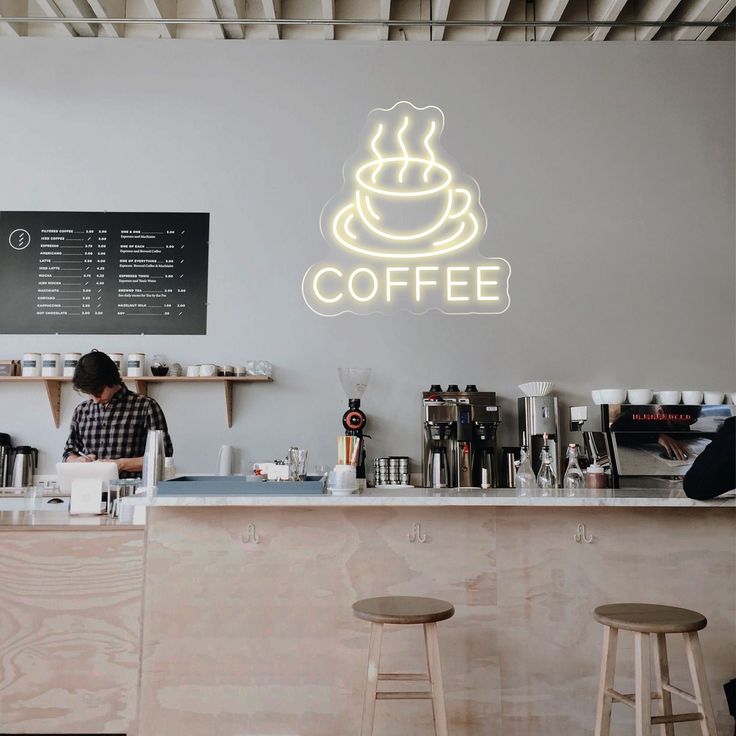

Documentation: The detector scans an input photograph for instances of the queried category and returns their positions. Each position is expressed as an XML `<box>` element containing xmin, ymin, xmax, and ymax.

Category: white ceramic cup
<box><xmin>591</xmin><ymin>390</ymin><xmax>603</xmax><ymax>405</ymax></box>
<box><xmin>599</xmin><ymin>389</ymin><xmax>627</xmax><ymax>404</ymax></box>
<box><xmin>627</xmin><ymin>389</ymin><xmax>653</xmax><ymax>404</ymax></box>
<box><xmin>199</xmin><ymin>363</ymin><xmax>216</xmax><ymax>377</ymax></box>
<box><xmin>682</xmin><ymin>391</ymin><xmax>704</xmax><ymax>405</ymax></box>
<box><xmin>126</xmin><ymin>353</ymin><xmax>145</xmax><ymax>377</ymax></box>
<box><xmin>107</xmin><ymin>353</ymin><xmax>124</xmax><ymax>373</ymax></box>
<box><xmin>655</xmin><ymin>390</ymin><xmax>681</xmax><ymax>404</ymax></box>
<box><xmin>41</xmin><ymin>352</ymin><xmax>61</xmax><ymax>377</ymax></box>
<box><xmin>63</xmin><ymin>352</ymin><xmax>81</xmax><ymax>377</ymax></box>
<box><xmin>703</xmin><ymin>391</ymin><xmax>724</xmax><ymax>405</ymax></box>
<box><xmin>186</xmin><ymin>365</ymin><xmax>201</xmax><ymax>377</ymax></box>
<box><xmin>21</xmin><ymin>353</ymin><xmax>41</xmax><ymax>377</ymax></box>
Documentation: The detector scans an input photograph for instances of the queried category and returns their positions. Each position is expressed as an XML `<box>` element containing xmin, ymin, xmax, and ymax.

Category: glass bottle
<box><xmin>536</xmin><ymin>444</ymin><xmax>557</xmax><ymax>495</ymax></box>
<box><xmin>563</xmin><ymin>443</ymin><xmax>585</xmax><ymax>495</ymax></box>
<box><xmin>515</xmin><ymin>445</ymin><xmax>536</xmax><ymax>495</ymax></box>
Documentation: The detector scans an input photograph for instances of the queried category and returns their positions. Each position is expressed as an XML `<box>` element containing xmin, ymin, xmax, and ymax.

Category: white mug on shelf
<box><xmin>22</xmin><ymin>353</ymin><xmax>42</xmax><ymax>377</ymax></box>
<box><xmin>682</xmin><ymin>391</ymin><xmax>704</xmax><ymax>405</ymax></box>
<box><xmin>186</xmin><ymin>365</ymin><xmax>200</xmax><ymax>377</ymax></box>
<box><xmin>703</xmin><ymin>391</ymin><xmax>724</xmax><ymax>405</ymax></box>
<box><xmin>199</xmin><ymin>364</ymin><xmax>217</xmax><ymax>377</ymax></box>
<box><xmin>655</xmin><ymin>390</ymin><xmax>681</xmax><ymax>405</ymax></box>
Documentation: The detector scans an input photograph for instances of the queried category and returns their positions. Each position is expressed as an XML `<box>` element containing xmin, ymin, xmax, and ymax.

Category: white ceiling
<box><xmin>0</xmin><ymin>0</ymin><xmax>733</xmax><ymax>40</ymax></box>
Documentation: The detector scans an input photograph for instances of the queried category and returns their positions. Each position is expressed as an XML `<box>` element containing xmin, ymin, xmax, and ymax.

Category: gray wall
<box><xmin>0</xmin><ymin>39</ymin><xmax>734</xmax><ymax>476</ymax></box>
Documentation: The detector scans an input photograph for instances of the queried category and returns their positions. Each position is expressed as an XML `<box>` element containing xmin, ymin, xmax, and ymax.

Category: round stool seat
<box><xmin>353</xmin><ymin>596</ymin><xmax>455</xmax><ymax>625</ymax></box>
<box><xmin>594</xmin><ymin>603</ymin><xmax>707</xmax><ymax>634</ymax></box>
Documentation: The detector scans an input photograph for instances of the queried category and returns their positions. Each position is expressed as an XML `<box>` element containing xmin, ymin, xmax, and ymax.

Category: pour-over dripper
<box><xmin>338</xmin><ymin>367</ymin><xmax>371</xmax><ymax>400</ymax></box>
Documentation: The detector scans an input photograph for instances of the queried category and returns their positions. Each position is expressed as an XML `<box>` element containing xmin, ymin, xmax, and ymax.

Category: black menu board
<box><xmin>0</xmin><ymin>211</ymin><xmax>209</xmax><ymax>335</ymax></box>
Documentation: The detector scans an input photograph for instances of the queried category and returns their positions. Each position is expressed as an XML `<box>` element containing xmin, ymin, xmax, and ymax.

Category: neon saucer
<box><xmin>329</xmin><ymin>201</ymin><xmax>481</xmax><ymax>260</ymax></box>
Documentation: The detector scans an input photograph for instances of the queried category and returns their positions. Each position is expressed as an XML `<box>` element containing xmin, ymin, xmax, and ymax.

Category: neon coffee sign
<box><xmin>302</xmin><ymin>101</ymin><xmax>511</xmax><ymax>316</ymax></box>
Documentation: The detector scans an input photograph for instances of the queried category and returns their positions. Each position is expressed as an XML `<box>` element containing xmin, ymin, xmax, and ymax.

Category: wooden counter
<box><xmin>137</xmin><ymin>502</ymin><xmax>735</xmax><ymax>736</ymax></box>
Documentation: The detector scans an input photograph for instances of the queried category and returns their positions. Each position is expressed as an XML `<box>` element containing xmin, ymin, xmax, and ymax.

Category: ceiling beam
<box><xmin>484</xmin><ymin>0</ymin><xmax>511</xmax><ymax>39</ymax></box>
<box><xmin>634</xmin><ymin>0</ymin><xmax>681</xmax><ymax>39</ymax></box>
<box><xmin>588</xmin><ymin>0</ymin><xmax>628</xmax><ymax>39</ymax></box>
<box><xmin>34</xmin><ymin>0</ymin><xmax>77</xmax><ymax>35</ymax></box>
<box><xmin>534</xmin><ymin>0</ymin><xmax>572</xmax><ymax>40</ymax></box>
<box><xmin>86</xmin><ymin>0</ymin><xmax>124</xmax><ymax>36</ymax></box>
<box><xmin>431</xmin><ymin>0</ymin><xmax>451</xmax><ymax>39</ymax></box>
<box><xmin>261</xmin><ymin>0</ymin><xmax>280</xmax><ymax>38</ymax></box>
<box><xmin>322</xmin><ymin>0</ymin><xmax>333</xmax><ymax>39</ymax></box>
<box><xmin>673</xmin><ymin>0</ymin><xmax>735</xmax><ymax>38</ymax></box>
<box><xmin>0</xmin><ymin>0</ymin><xmax>26</xmax><ymax>35</ymax></box>
<box><xmin>215</xmin><ymin>0</ymin><xmax>245</xmax><ymax>38</ymax></box>
<box><xmin>142</xmin><ymin>0</ymin><xmax>177</xmax><ymax>38</ymax></box>
<box><xmin>201</xmin><ymin>0</ymin><xmax>225</xmax><ymax>38</ymax></box>
<box><xmin>377</xmin><ymin>0</ymin><xmax>390</xmax><ymax>39</ymax></box>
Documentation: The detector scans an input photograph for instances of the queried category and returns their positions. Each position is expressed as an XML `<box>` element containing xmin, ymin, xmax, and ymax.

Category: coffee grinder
<box><xmin>518</xmin><ymin>395</ymin><xmax>561</xmax><ymax>484</ymax></box>
<box><xmin>338</xmin><ymin>367</ymin><xmax>371</xmax><ymax>480</ymax></box>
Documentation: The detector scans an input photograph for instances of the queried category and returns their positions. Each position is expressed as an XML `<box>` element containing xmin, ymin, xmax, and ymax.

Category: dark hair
<box><xmin>73</xmin><ymin>350</ymin><xmax>123</xmax><ymax>395</ymax></box>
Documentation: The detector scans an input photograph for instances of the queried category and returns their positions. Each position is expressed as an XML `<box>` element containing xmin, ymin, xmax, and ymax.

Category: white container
<box><xmin>127</xmin><ymin>353</ymin><xmax>145</xmax><ymax>377</ymax></box>
<box><xmin>199</xmin><ymin>363</ymin><xmax>216</xmax><ymax>377</ymax></box>
<box><xmin>704</xmin><ymin>391</ymin><xmax>724</xmax><ymax>405</ymax></box>
<box><xmin>62</xmin><ymin>352</ymin><xmax>81</xmax><ymax>377</ymax></box>
<box><xmin>655</xmin><ymin>390</ymin><xmax>681</xmax><ymax>405</ymax></box>
<box><xmin>217</xmin><ymin>445</ymin><xmax>234</xmax><ymax>475</ymax></box>
<box><xmin>186</xmin><ymin>365</ymin><xmax>200</xmax><ymax>377</ymax></box>
<box><xmin>107</xmin><ymin>353</ymin><xmax>124</xmax><ymax>373</ymax></box>
<box><xmin>682</xmin><ymin>391</ymin><xmax>704</xmax><ymax>405</ymax></box>
<box><xmin>327</xmin><ymin>464</ymin><xmax>357</xmax><ymax>495</ymax></box>
<box><xmin>21</xmin><ymin>353</ymin><xmax>42</xmax><ymax>377</ymax></box>
<box><xmin>41</xmin><ymin>352</ymin><xmax>61</xmax><ymax>377</ymax></box>
<box><xmin>627</xmin><ymin>389</ymin><xmax>653</xmax><ymax>404</ymax></box>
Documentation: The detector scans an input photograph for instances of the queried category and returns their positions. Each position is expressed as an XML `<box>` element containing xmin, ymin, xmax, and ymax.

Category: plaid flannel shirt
<box><xmin>63</xmin><ymin>385</ymin><xmax>173</xmax><ymax>477</ymax></box>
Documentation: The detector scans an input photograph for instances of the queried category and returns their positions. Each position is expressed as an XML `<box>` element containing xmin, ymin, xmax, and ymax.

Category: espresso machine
<box><xmin>422</xmin><ymin>388</ymin><xmax>501</xmax><ymax>488</ymax></box>
<box><xmin>518</xmin><ymin>396</ymin><xmax>561</xmax><ymax>484</ymax></box>
<box><xmin>601</xmin><ymin>402</ymin><xmax>736</xmax><ymax>488</ymax></box>
<box><xmin>338</xmin><ymin>367</ymin><xmax>371</xmax><ymax>480</ymax></box>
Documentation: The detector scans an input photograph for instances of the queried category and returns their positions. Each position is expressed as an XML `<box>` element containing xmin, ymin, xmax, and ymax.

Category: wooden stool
<box><xmin>593</xmin><ymin>603</ymin><xmax>718</xmax><ymax>736</ymax></box>
<box><xmin>353</xmin><ymin>596</ymin><xmax>455</xmax><ymax>736</ymax></box>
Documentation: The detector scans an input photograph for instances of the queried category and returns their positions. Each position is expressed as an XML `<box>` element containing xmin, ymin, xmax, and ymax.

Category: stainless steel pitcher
<box><xmin>0</xmin><ymin>444</ymin><xmax>11</xmax><ymax>487</ymax></box>
<box><xmin>142</xmin><ymin>430</ymin><xmax>166</xmax><ymax>488</ymax></box>
<box><xmin>11</xmin><ymin>446</ymin><xmax>38</xmax><ymax>488</ymax></box>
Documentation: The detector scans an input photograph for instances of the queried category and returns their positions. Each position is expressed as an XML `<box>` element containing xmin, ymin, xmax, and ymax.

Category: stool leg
<box><xmin>652</xmin><ymin>634</ymin><xmax>674</xmax><ymax>736</ymax></box>
<box><xmin>684</xmin><ymin>632</ymin><xmax>718</xmax><ymax>736</ymax></box>
<box><xmin>360</xmin><ymin>622</ymin><xmax>383</xmax><ymax>736</ymax></box>
<box><xmin>595</xmin><ymin>625</ymin><xmax>618</xmax><ymax>736</ymax></box>
<box><xmin>634</xmin><ymin>632</ymin><xmax>652</xmax><ymax>736</ymax></box>
<box><xmin>424</xmin><ymin>622</ymin><xmax>449</xmax><ymax>736</ymax></box>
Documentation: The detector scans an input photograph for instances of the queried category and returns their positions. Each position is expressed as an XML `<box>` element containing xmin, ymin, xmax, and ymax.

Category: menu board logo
<box><xmin>302</xmin><ymin>101</ymin><xmax>511</xmax><ymax>316</ymax></box>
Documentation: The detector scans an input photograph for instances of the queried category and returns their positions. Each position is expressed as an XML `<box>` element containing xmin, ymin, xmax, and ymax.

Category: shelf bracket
<box><xmin>134</xmin><ymin>379</ymin><xmax>149</xmax><ymax>397</ymax></box>
<box><xmin>224</xmin><ymin>380</ymin><xmax>233</xmax><ymax>428</ymax></box>
<box><xmin>43</xmin><ymin>379</ymin><xmax>62</xmax><ymax>428</ymax></box>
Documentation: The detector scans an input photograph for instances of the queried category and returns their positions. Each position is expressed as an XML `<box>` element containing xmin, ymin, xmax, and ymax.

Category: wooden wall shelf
<box><xmin>0</xmin><ymin>375</ymin><xmax>273</xmax><ymax>428</ymax></box>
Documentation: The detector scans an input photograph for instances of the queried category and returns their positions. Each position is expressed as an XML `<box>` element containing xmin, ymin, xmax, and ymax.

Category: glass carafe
<box><xmin>563</xmin><ymin>444</ymin><xmax>585</xmax><ymax>495</ymax></box>
<box><xmin>536</xmin><ymin>446</ymin><xmax>557</xmax><ymax>495</ymax></box>
<box><xmin>515</xmin><ymin>446</ymin><xmax>536</xmax><ymax>495</ymax></box>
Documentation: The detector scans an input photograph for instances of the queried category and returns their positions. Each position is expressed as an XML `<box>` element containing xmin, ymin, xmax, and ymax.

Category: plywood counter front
<box><xmin>137</xmin><ymin>492</ymin><xmax>734</xmax><ymax>736</ymax></box>
<box><xmin>0</xmin><ymin>518</ymin><xmax>144</xmax><ymax>734</ymax></box>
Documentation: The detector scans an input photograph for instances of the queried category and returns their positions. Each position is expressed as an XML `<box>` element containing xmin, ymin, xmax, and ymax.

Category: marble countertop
<box><xmin>147</xmin><ymin>487</ymin><xmax>736</xmax><ymax>508</ymax></box>
<box><xmin>0</xmin><ymin>511</ymin><xmax>144</xmax><ymax>530</ymax></box>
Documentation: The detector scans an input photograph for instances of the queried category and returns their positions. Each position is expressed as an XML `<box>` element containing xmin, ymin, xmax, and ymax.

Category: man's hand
<box><xmin>658</xmin><ymin>434</ymin><xmax>688</xmax><ymax>461</ymax></box>
<box><xmin>112</xmin><ymin>457</ymin><xmax>144</xmax><ymax>474</ymax></box>
<box><xmin>66</xmin><ymin>453</ymin><xmax>96</xmax><ymax>463</ymax></box>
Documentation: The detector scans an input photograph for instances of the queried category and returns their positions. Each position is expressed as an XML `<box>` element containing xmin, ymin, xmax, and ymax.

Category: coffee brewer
<box><xmin>518</xmin><ymin>396</ymin><xmax>561</xmax><ymax>484</ymax></box>
<box><xmin>422</xmin><ymin>389</ymin><xmax>501</xmax><ymax>488</ymax></box>
<box><xmin>338</xmin><ymin>367</ymin><xmax>371</xmax><ymax>480</ymax></box>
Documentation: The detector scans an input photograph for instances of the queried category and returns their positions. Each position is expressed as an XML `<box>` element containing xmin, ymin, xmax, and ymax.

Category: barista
<box><xmin>63</xmin><ymin>351</ymin><xmax>173</xmax><ymax>478</ymax></box>
<box><xmin>683</xmin><ymin>417</ymin><xmax>735</xmax><ymax>500</ymax></box>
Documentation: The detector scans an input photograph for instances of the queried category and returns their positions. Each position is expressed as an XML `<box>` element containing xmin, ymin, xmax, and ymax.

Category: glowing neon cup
<box><xmin>354</xmin><ymin>157</ymin><xmax>471</xmax><ymax>243</ymax></box>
